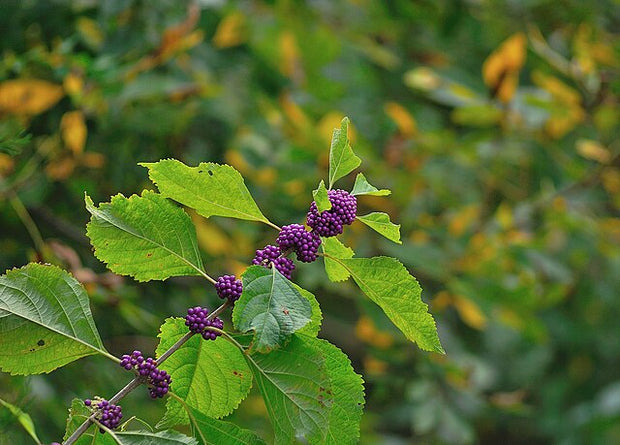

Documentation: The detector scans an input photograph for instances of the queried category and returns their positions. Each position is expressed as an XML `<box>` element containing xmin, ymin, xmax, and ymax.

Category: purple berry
<box><xmin>84</xmin><ymin>397</ymin><xmax>122</xmax><ymax>431</ymax></box>
<box><xmin>306</xmin><ymin>189</ymin><xmax>357</xmax><ymax>237</ymax></box>
<box><xmin>215</xmin><ymin>274</ymin><xmax>243</xmax><ymax>302</ymax></box>
<box><xmin>276</xmin><ymin>224</ymin><xmax>322</xmax><ymax>263</ymax></box>
<box><xmin>185</xmin><ymin>306</ymin><xmax>224</xmax><ymax>341</ymax></box>
<box><xmin>118</xmin><ymin>350</ymin><xmax>171</xmax><ymax>398</ymax></box>
<box><xmin>252</xmin><ymin>244</ymin><xmax>295</xmax><ymax>279</ymax></box>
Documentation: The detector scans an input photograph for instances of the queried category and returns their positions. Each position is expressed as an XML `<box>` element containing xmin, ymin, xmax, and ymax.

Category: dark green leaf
<box><xmin>186</xmin><ymin>406</ymin><xmax>265</xmax><ymax>445</ymax></box>
<box><xmin>0</xmin><ymin>397</ymin><xmax>41</xmax><ymax>444</ymax></box>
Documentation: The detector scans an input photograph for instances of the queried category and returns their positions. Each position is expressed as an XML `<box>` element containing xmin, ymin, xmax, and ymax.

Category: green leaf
<box><xmin>155</xmin><ymin>318</ymin><xmax>252</xmax><ymax>427</ymax></box>
<box><xmin>245</xmin><ymin>335</ymin><xmax>333</xmax><ymax>444</ymax></box>
<box><xmin>339</xmin><ymin>257</ymin><xmax>444</xmax><ymax>353</ymax></box>
<box><xmin>140</xmin><ymin>159</ymin><xmax>271</xmax><ymax>225</ymax></box>
<box><xmin>186</xmin><ymin>406</ymin><xmax>266</xmax><ymax>445</ymax></box>
<box><xmin>350</xmin><ymin>173</ymin><xmax>391</xmax><ymax>196</ymax></box>
<box><xmin>328</xmin><ymin>117</ymin><xmax>361</xmax><ymax>188</ymax></box>
<box><xmin>294</xmin><ymin>284</ymin><xmax>322</xmax><ymax>337</ymax></box>
<box><xmin>312</xmin><ymin>180</ymin><xmax>331</xmax><ymax>212</ymax></box>
<box><xmin>315</xmin><ymin>340</ymin><xmax>365</xmax><ymax>445</ymax></box>
<box><xmin>321</xmin><ymin>237</ymin><xmax>354</xmax><ymax>282</ymax></box>
<box><xmin>63</xmin><ymin>398</ymin><xmax>115</xmax><ymax>445</ymax></box>
<box><xmin>107</xmin><ymin>430</ymin><xmax>198</xmax><ymax>445</ymax></box>
<box><xmin>0</xmin><ymin>264</ymin><xmax>107</xmax><ymax>375</ymax></box>
<box><xmin>232</xmin><ymin>266</ymin><xmax>312</xmax><ymax>353</ymax></box>
<box><xmin>356</xmin><ymin>212</ymin><xmax>402</xmax><ymax>244</ymax></box>
<box><xmin>0</xmin><ymin>397</ymin><xmax>41</xmax><ymax>444</ymax></box>
<box><xmin>85</xmin><ymin>191</ymin><xmax>205</xmax><ymax>282</ymax></box>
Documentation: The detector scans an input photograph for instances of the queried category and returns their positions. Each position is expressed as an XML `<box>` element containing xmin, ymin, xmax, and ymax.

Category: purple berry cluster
<box><xmin>215</xmin><ymin>275</ymin><xmax>243</xmax><ymax>302</ymax></box>
<box><xmin>252</xmin><ymin>244</ymin><xmax>295</xmax><ymax>279</ymax></box>
<box><xmin>84</xmin><ymin>398</ymin><xmax>122</xmax><ymax>431</ymax></box>
<box><xmin>276</xmin><ymin>224</ymin><xmax>322</xmax><ymax>263</ymax></box>
<box><xmin>306</xmin><ymin>189</ymin><xmax>357</xmax><ymax>237</ymax></box>
<box><xmin>119</xmin><ymin>350</ymin><xmax>171</xmax><ymax>398</ymax></box>
<box><xmin>185</xmin><ymin>306</ymin><xmax>224</xmax><ymax>340</ymax></box>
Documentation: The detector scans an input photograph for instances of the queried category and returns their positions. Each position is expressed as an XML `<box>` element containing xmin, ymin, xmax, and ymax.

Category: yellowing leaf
<box><xmin>403</xmin><ymin>67</ymin><xmax>441</xmax><ymax>91</ymax></box>
<box><xmin>45</xmin><ymin>157</ymin><xmax>76</xmax><ymax>181</ymax></box>
<box><xmin>0</xmin><ymin>154</ymin><xmax>15</xmax><ymax>176</ymax></box>
<box><xmin>213</xmin><ymin>11</ymin><xmax>246</xmax><ymax>48</ymax></box>
<box><xmin>279</xmin><ymin>30</ymin><xmax>301</xmax><ymax>78</ymax></box>
<box><xmin>482</xmin><ymin>33</ymin><xmax>526</xmax><ymax>103</ymax></box>
<box><xmin>60</xmin><ymin>111</ymin><xmax>87</xmax><ymax>155</ymax></box>
<box><xmin>0</xmin><ymin>80</ymin><xmax>64</xmax><ymax>115</ymax></box>
<box><xmin>531</xmin><ymin>71</ymin><xmax>581</xmax><ymax>104</ymax></box>
<box><xmin>76</xmin><ymin>17</ymin><xmax>104</xmax><ymax>49</ymax></box>
<box><xmin>453</xmin><ymin>295</ymin><xmax>487</xmax><ymax>330</ymax></box>
<box><xmin>384</xmin><ymin>102</ymin><xmax>417</xmax><ymax>137</ymax></box>
<box><xmin>80</xmin><ymin>152</ymin><xmax>105</xmax><ymax>169</ymax></box>
<box><xmin>63</xmin><ymin>72</ymin><xmax>83</xmax><ymax>96</ymax></box>
<box><xmin>576</xmin><ymin>139</ymin><xmax>612</xmax><ymax>164</ymax></box>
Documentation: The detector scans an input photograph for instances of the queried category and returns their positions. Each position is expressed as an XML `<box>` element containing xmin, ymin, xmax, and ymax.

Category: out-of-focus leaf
<box><xmin>482</xmin><ymin>33</ymin><xmax>526</xmax><ymax>102</ymax></box>
<box><xmin>384</xmin><ymin>102</ymin><xmax>417</xmax><ymax>137</ymax></box>
<box><xmin>0</xmin><ymin>80</ymin><xmax>64</xmax><ymax>115</ymax></box>
<box><xmin>61</xmin><ymin>111</ymin><xmax>87</xmax><ymax>155</ymax></box>
<box><xmin>0</xmin><ymin>398</ymin><xmax>41</xmax><ymax>444</ymax></box>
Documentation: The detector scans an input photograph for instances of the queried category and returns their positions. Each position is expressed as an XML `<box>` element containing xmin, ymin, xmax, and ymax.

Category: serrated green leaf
<box><xmin>321</xmin><ymin>237</ymin><xmax>354</xmax><ymax>282</ymax></box>
<box><xmin>0</xmin><ymin>264</ymin><xmax>107</xmax><ymax>375</ymax></box>
<box><xmin>339</xmin><ymin>257</ymin><xmax>443</xmax><ymax>353</ymax></box>
<box><xmin>155</xmin><ymin>318</ymin><xmax>252</xmax><ymax>428</ymax></box>
<box><xmin>63</xmin><ymin>398</ymin><xmax>115</xmax><ymax>445</ymax></box>
<box><xmin>0</xmin><ymin>397</ymin><xmax>41</xmax><ymax>444</ymax></box>
<box><xmin>328</xmin><ymin>118</ymin><xmax>361</xmax><ymax>188</ymax></box>
<box><xmin>350</xmin><ymin>173</ymin><xmax>391</xmax><ymax>196</ymax></box>
<box><xmin>312</xmin><ymin>180</ymin><xmax>331</xmax><ymax>212</ymax></box>
<box><xmin>356</xmin><ymin>212</ymin><xmax>402</xmax><ymax>244</ymax></box>
<box><xmin>140</xmin><ymin>160</ymin><xmax>271</xmax><ymax>225</ymax></box>
<box><xmin>186</xmin><ymin>406</ymin><xmax>265</xmax><ymax>445</ymax></box>
<box><xmin>109</xmin><ymin>430</ymin><xmax>198</xmax><ymax>445</ymax></box>
<box><xmin>314</xmin><ymin>340</ymin><xmax>365</xmax><ymax>445</ymax></box>
<box><xmin>293</xmin><ymin>284</ymin><xmax>322</xmax><ymax>337</ymax></box>
<box><xmin>245</xmin><ymin>335</ymin><xmax>333</xmax><ymax>444</ymax></box>
<box><xmin>85</xmin><ymin>191</ymin><xmax>205</xmax><ymax>282</ymax></box>
<box><xmin>232</xmin><ymin>266</ymin><xmax>312</xmax><ymax>353</ymax></box>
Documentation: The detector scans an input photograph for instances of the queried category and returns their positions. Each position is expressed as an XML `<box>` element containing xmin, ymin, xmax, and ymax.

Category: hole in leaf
<box><xmin>208</xmin><ymin>170</ymin><xmax>213</xmax><ymax>176</ymax></box>
<box><xmin>146</xmin><ymin>252</ymin><xmax>153</xmax><ymax>257</ymax></box>
<box><xmin>37</xmin><ymin>339</ymin><xmax>45</xmax><ymax>346</ymax></box>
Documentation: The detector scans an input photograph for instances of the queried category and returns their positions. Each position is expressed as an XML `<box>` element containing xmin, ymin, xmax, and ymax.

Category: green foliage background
<box><xmin>0</xmin><ymin>0</ymin><xmax>618</xmax><ymax>443</ymax></box>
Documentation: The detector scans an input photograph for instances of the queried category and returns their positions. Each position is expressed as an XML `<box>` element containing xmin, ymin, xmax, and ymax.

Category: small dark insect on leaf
<box><xmin>282</xmin><ymin>308</ymin><xmax>290</xmax><ymax>315</ymax></box>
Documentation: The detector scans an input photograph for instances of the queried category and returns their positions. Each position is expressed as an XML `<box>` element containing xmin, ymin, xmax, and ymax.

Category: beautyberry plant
<box><xmin>0</xmin><ymin>118</ymin><xmax>442</xmax><ymax>444</ymax></box>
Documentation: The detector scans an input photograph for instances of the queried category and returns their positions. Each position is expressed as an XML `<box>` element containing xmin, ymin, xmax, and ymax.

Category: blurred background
<box><xmin>0</xmin><ymin>0</ymin><xmax>618</xmax><ymax>443</ymax></box>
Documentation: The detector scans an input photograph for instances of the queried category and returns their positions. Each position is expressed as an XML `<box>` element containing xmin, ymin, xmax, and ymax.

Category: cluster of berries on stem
<box><xmin>84</xmin><ymin>397</ymin><xmax>122</xmax><ymax>431</ymax></box>
<box><xmin>215</xmin><ymin>274</ymin><xmax>243</xmax><ymax>302</ymax></box>
<box><xmin>119</xmin><ymin>350</ymin><xmax>171</xmax><ymax>398</ymax></box>
<box><xmin>185</xmin><ymin>306</ymin><xmax>224</xmax><ymax>340</ymax></box>
<box><xmin>252</xmin><ymin>244</ymin><xmax>295</xmax><ymax>278</ymax></box>
<box><xmin>306</xmin><ymin>189</ymin><xmax>357</xmax><ymax>237</ymax></box>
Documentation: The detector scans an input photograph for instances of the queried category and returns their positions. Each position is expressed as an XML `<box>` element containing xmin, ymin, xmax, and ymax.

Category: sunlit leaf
<box><xmin>312</xmin><ymin>180</ymin><xmax>331</xmax><ymax>212</ymax></box>
<box><xmin>356</xmin><ymin>212</ymin><xmax>401</xmax><ymax>244</ymax></box>
<box><xmin>0</xmin><ymin>264</ymin><xmax>107</xmax><ymax>375</ymax></box>
<box><xmin>350</xmin><ymin>173</ymin><xmax>391</xmax><ymax>197</ymax></box>
<box><xmin>321</xmin><ymin>237</ymin><xmax>354</xmax><ymax>282</ymax></box>
<box><xmin>328</xmin><ymin>117</ymin><xmax>361</xmax><ymax>189</ymax></box>
<box><xmin>85</xmin><ymin>191</ymin><xmax>205</xmax><ymax>282</ymax></box>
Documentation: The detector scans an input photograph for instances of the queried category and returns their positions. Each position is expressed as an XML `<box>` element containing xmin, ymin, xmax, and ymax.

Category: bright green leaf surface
<box><xmin>339</xmin><ymin>257</ymin><xmax>444</xmax><ymax>353</ymax></box>
<box><xmin>0</xmin><ymin>397</ymin><xmax>41</xmax><ymax>444</ymax></box>
<box><xmin>141</xmin><ymin>159</ymin><xmax>271</xmax><ymax>224</ymax></box>
<box><xmin>294</xmin><ymin>284</ymin><xmax>322</xmax><ymax>337</ymax></box>
<box><xmin>232</xmin><ymin>266</ymin><xmax>312</xmax><ymax>353</ymax></box>
<box><xmin>356</xmin><ymin>212</ymin><xmax>402</xmax><ymax>244</ymax></box>
<box><xmin>312</xmin><ymin>180</ymin><xmax>331</xmax><ymax>212</ymax></box>
<box><xmin>85</xmin><ymin>191</ymin><xmax>205</xmax><ymax>282</ymax></box>
<box><xmin>0</xmin><ymin>264</ymin><xmax>106</xmax><ymax>375</ymax></box>
<box><xmin>186</xmin><ymin>406</ymin><xmax>266</xmax><ymax>445</ymax></box>
<box><xmin>156</xmin><ymin>318</ymin><xmax>252</xmax><ymax>427</ymax></box>
<box><xmin>245</xmin><ymin>335</ymin><xmax>333</xmax><ymax>445</ymax></box>
<box><xmin>109</xmin><ymin>430</ymin><xmax>198</xmax><ymax>445</ymax></box>
<box><xmin>321</xmin><ymin>237</ymin><xmax>354</xmax><ymax>282</ymax></box>
<box><xmin>350</xmin><ymin>173</ymin><xmax>391</xmax><ymax>196</ymax></box>
<box><xmin>315</xmin><ymin>339</ymin><xmax>365</xmax><ymax>445</ymax></box>
<box><xmin>328</xmin><ymin>118</ymin><xmax>360</xmax><ymax>188</ymax></box>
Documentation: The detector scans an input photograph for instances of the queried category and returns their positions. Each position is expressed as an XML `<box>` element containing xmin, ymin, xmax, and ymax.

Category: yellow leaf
<box><xmin>60</xmin><ymin>111</ymin><xmax>87</xmax><ymax>155</ymax></box>
<box><xmin>531</xmin><ymin>71</ymin><xmax>581</xmax><ymax>104</ymax></box>
<box><xmin>575</xmin><ymin>139</ymin><xmax>611</xmax><ymax>164</ymax></box>
<box><xmin>602</xmin><ymin>168</ymin><xmax>620</xmax><ymax>195</ymax></box>
<box><xmin>495</xmin><ymin>203</ymin><xmax>513</xmax><ymax>230</ymax></box>
<box><xmin>482</xmin><ymin>33</ymin><xmax>526</xmax><ymax>103</ymax></box>
<box><xmin>452</xmin><ymin>295</ymin><xmax>487</xmax><ymax>330</ymax></box>
<box><xmin>80</xmin><ymin>152</ymin><xmax>105</xmax><ymax>168</ymax></box>
<box><xmin>63</xmin><ymin>72</ymin><xmax>84</xmax><ymax>96</ymax></box>
<box><xmin>384</xmin><ymin>101</ymin><xmax>417</xmax><ymax>137</ymax></box>
<box><xmin>355</xmin><ymin>316</ymin><xmax>394</xmax><ymax>349</ymax></box>
<box><xmin>0</xmin><ymin>153</ymin><xmax>15</xmax><ymax>176</ymax></box>
<box><xmin>212</xmin><ymin>11</ymin><xmax>246</xmax><ymax>48</ymax></box>
<box><xmin>0</xmin><ymin>80</ymin><xmax>64</xmax><ymax>115</ymax></box>
<box><xmin>76</xmin><ymin>17</ymin><xmax>104</xmax><ymax>49</ymax></box>
<box><xmin>279</xmin><ymin>30</ymin><xmax>301</xmax><ymax>78</ymax></box>
<box><xmin>45</xmin><ymin>157</ymin><xmax>76</xmax><ymax>181</ymax></box>
<box><xmin>403</xmin><ymin>67</ymin><xmax>441</xmax><ymax>90</ymax></box>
